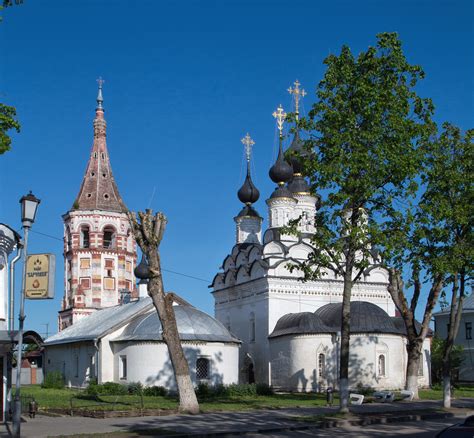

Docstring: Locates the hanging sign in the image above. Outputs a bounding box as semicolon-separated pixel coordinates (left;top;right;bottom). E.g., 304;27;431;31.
25;253;55;299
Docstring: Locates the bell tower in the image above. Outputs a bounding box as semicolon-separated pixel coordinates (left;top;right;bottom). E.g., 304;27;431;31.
58;79;137;330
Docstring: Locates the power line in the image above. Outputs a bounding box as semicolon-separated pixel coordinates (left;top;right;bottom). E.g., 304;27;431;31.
29;229;212;284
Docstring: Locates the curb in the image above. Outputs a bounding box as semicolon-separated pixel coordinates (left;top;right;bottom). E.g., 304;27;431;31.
149;411;455;438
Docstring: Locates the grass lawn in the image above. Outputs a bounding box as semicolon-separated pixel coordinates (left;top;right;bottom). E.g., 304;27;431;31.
21;385;332;413
419;386;474;400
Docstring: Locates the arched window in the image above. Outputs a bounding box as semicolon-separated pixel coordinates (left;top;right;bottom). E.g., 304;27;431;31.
378;354;386;377
318;353;326;378
103;226;115;249
80;226;90;248
196;358;210;380
249;312;256;342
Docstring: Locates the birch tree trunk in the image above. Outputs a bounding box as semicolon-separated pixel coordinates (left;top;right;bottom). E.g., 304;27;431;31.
128;210;199;414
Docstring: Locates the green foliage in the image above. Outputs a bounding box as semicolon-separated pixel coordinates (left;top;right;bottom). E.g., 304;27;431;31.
195;383;273;399
0;103;20;154
126;381;143;395
85;381;128;396
143;385;168;397
42;371;65;389
291;32;435;282
431;336;464;384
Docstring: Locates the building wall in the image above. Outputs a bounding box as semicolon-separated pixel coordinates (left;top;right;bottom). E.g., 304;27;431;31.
44;341;97;388
59;210;137;330
111;341;239;389
435;311;474;382
269;334;431;391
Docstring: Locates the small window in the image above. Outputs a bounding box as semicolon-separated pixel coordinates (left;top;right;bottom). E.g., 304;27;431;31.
120;355;127;380
378;354;386;377
87;193;92;198
93;152;97;158
103;227;115;249
79;277;91;289
249;312;255;342
104;277;115;290
104;194;109;199
101;153;105;159
196;358;210;380
102;173;107;178
81;226;90;248
90;172;95;177
105;259;114;269
318;353;326;378
466;322;472;340
80;258;91;269
126;261;132;273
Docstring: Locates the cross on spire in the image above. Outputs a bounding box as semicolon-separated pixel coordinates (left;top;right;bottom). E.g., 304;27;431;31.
241;133;255;162
96;76;105;110
272;104;286;137
287;79;306;119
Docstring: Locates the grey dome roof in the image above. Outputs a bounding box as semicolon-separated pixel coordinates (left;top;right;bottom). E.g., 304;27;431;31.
113;305;240;343
269;185;295;200
285;131;305;174
269;312;333;338
269;145;293;184
238;169;260;205
269;301;415;339
287;175;311;194
316;301;403;335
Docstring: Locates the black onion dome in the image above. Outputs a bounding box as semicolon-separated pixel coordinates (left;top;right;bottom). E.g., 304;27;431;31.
286;131;305;174
288;175;310;194
269;146;293;184
270;185;295;200
236;204;261;218
238;169;260;204
134;254;150;280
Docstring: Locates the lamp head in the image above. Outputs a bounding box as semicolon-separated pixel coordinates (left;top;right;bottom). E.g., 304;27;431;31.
19;191;41;228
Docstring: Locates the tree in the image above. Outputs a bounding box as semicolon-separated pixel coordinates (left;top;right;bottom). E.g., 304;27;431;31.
0;103;20;154
128;209;200;414
421;124;473;407
296;33;435;412
382;124;472;400
431;336;464;385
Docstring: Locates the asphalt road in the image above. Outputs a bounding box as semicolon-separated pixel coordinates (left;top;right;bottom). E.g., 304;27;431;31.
237;415;466;437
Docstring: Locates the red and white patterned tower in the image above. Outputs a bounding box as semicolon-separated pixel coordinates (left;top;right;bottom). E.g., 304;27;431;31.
58;79;137;330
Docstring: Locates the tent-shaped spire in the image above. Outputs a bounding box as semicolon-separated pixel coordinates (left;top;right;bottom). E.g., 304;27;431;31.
73;79;127;213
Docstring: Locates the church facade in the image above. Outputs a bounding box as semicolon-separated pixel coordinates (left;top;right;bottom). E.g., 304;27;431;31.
212;82;431;391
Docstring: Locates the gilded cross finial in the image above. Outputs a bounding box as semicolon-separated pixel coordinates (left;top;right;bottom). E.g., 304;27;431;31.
287;79;306;119
97;76;105;88
241;133;255;163
272;104;286;137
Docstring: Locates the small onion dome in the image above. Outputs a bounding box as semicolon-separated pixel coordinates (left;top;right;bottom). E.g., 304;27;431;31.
269;146;293;184
134;254;150;279
237;169;260;204
270;185;295;200
236;204;261;218
287;175;311;194
285;131;305;174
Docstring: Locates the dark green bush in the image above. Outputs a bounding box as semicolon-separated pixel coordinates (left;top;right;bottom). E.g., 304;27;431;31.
127;381;143;395
143;386;168;397
256;383;274;396
42;371;65;389
226;383;257;397
86;381;128;396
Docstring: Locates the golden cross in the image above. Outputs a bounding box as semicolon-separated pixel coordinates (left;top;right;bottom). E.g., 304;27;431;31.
96;76;105;88
241;133;255;162
272;104;286;137
287;79;306;119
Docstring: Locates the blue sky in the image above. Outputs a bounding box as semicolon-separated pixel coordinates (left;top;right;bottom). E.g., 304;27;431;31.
0;0;472;338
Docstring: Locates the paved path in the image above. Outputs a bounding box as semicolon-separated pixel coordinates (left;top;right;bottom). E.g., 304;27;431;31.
0;398;473;437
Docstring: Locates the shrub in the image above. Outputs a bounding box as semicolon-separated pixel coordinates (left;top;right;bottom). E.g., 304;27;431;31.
143;386;168;397
256;383;274;396
226;383;257;397
85;381;128;396
42;371;65;389
127;381;143;395
195;382;212;399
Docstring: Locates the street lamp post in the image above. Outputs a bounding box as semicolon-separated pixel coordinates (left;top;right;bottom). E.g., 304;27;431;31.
12;191;40;438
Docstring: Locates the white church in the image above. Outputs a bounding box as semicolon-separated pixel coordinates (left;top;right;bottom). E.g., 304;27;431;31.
44;81;431;392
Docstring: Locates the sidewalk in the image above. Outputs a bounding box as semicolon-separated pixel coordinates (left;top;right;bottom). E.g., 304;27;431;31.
1;398;473;437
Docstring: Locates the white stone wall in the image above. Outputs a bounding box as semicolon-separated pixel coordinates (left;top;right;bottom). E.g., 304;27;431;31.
235;216;262;244
111;341;239;389
269;333;430;391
